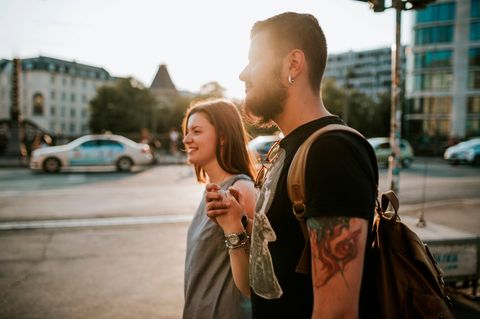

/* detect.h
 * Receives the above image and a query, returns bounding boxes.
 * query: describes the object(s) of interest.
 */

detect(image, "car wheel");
[450,160,459,166]
[472,156,480,167]
[116,157,133,172]
[43,157,61,173]
[401,158,413,168]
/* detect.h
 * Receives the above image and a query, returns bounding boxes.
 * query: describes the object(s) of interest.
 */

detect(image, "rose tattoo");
[307,217,361,287]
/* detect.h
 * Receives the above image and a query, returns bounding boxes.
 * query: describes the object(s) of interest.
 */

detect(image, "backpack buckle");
[292,203,306,222]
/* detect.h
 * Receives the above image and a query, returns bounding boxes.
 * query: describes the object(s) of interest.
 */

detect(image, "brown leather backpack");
[286,124,454,319]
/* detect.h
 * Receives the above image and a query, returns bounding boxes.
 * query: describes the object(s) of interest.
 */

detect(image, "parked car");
[443,137,480,166]
[30,134,153,173]
[248,135,282,162]
[367,137,414,168]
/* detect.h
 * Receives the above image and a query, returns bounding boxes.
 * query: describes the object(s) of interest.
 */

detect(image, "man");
[206,12,377,318]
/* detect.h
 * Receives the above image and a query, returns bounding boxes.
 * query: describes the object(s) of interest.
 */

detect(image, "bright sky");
[0,0,413,99]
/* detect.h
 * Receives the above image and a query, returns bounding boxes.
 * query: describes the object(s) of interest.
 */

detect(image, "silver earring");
[288,75,295,84]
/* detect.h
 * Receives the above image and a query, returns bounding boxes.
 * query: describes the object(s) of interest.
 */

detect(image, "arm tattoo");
[307,217,361,288]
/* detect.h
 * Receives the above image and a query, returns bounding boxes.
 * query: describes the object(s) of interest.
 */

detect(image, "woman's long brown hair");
[182,99,256,183]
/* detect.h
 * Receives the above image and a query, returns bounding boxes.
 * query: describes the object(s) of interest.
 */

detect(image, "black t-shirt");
[251,116,378,318]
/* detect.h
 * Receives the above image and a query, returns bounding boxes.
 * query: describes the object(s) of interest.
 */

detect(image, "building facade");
[324,47,406,100]
[0,56,113,137]
[405,0,480,145]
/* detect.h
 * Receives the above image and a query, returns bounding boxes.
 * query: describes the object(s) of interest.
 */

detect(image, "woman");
[182,99,256,319]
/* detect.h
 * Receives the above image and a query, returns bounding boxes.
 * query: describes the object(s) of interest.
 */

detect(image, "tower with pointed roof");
[150,64,178,108]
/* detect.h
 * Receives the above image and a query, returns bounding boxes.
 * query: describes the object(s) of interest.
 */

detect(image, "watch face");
[229,235,240,245]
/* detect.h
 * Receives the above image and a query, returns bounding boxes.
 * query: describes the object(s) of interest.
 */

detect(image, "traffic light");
[354,0,385,12]
[407,0,436,9]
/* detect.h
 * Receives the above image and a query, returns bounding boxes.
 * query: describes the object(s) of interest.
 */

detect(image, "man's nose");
[239,65,248,82]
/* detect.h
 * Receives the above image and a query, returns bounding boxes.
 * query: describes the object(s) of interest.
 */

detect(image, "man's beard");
[243,68,288,128]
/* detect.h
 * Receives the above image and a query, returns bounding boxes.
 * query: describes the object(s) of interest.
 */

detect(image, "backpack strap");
[287,124,367,274]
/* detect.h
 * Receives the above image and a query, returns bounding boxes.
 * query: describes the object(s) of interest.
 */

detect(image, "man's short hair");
[251,12,328,93]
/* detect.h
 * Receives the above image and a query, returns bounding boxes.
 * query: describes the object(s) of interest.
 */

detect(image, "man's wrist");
[222,221,244,234]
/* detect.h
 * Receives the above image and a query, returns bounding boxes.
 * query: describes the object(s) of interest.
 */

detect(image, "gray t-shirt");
[183,174,252,319]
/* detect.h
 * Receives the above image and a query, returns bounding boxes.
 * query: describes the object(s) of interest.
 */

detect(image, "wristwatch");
[224,231,249,248]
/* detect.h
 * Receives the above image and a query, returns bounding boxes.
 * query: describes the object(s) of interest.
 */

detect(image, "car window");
[378,142,390,150]
[79,140,99,148]
[98,140,122,147]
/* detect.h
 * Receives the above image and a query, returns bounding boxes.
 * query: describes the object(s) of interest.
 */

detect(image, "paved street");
[0,161,479,318]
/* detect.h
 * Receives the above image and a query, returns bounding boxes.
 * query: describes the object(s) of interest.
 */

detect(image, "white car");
[30,134,153,173]
[444,137,480,166]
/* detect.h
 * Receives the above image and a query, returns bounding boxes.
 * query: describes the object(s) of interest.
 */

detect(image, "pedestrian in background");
[182,99,256,319]
[206,12,377,318]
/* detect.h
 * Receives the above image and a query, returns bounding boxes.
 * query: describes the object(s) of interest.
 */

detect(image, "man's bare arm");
[307,216,368,319]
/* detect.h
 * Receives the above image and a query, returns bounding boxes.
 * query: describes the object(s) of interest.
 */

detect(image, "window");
[415,50,452,69]
[61,106,66,117]
[71,78,76,86]
[425,119,450,137]
[70,123,76,133]
[62,77,67,86]
[70,108,76,117]
[71,93,76,103]
[32,92,44,116]
[415,72,452,90]
[416,2,455,23]
[468,96,480,113]
[50,105,56,116]
[415,25,454,45]
[50,90,56,100]
[80,140,98,148]
[82,95,87,103]
[82,108,88,118]
[61,92,66,101]
[472,0,480,18]
[469,71,480,89]
[421,97,452,114]
[471,22,480,41]
[50,75,56,84]
[470,48,480,66]
[466,119,480,135]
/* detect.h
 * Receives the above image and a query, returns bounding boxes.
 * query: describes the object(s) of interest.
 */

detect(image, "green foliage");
[198,81,226,98]
[322,79,391,138]
[89,78,156,134]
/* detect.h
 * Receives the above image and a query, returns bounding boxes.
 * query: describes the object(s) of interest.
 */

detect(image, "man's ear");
[287,49,305,79]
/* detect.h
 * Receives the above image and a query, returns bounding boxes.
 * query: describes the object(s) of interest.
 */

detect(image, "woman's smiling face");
[183,112,218,168]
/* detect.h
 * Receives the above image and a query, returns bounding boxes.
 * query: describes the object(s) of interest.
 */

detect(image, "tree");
[322,79,391,138]
[198,81,226,98]
[89,78,157,134]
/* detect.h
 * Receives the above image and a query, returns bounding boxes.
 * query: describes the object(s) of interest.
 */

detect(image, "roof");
[18,55,112,80]
[150,64,176,90]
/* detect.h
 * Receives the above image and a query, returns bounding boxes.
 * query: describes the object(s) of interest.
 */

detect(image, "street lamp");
[353,0,436,195]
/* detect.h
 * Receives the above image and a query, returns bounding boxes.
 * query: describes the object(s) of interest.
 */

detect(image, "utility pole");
[353,0,436,194]
[5,57,25,161]
[389,0,403,194]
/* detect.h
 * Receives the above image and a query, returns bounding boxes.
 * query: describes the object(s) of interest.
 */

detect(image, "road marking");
[0,214,193,231]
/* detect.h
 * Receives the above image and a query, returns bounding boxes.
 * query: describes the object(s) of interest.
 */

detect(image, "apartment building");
[405,0,480,143]
[324,46,406,100]
[0,56,113,136]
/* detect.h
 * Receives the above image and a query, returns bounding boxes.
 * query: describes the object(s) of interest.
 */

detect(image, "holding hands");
[205,183,246,234]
